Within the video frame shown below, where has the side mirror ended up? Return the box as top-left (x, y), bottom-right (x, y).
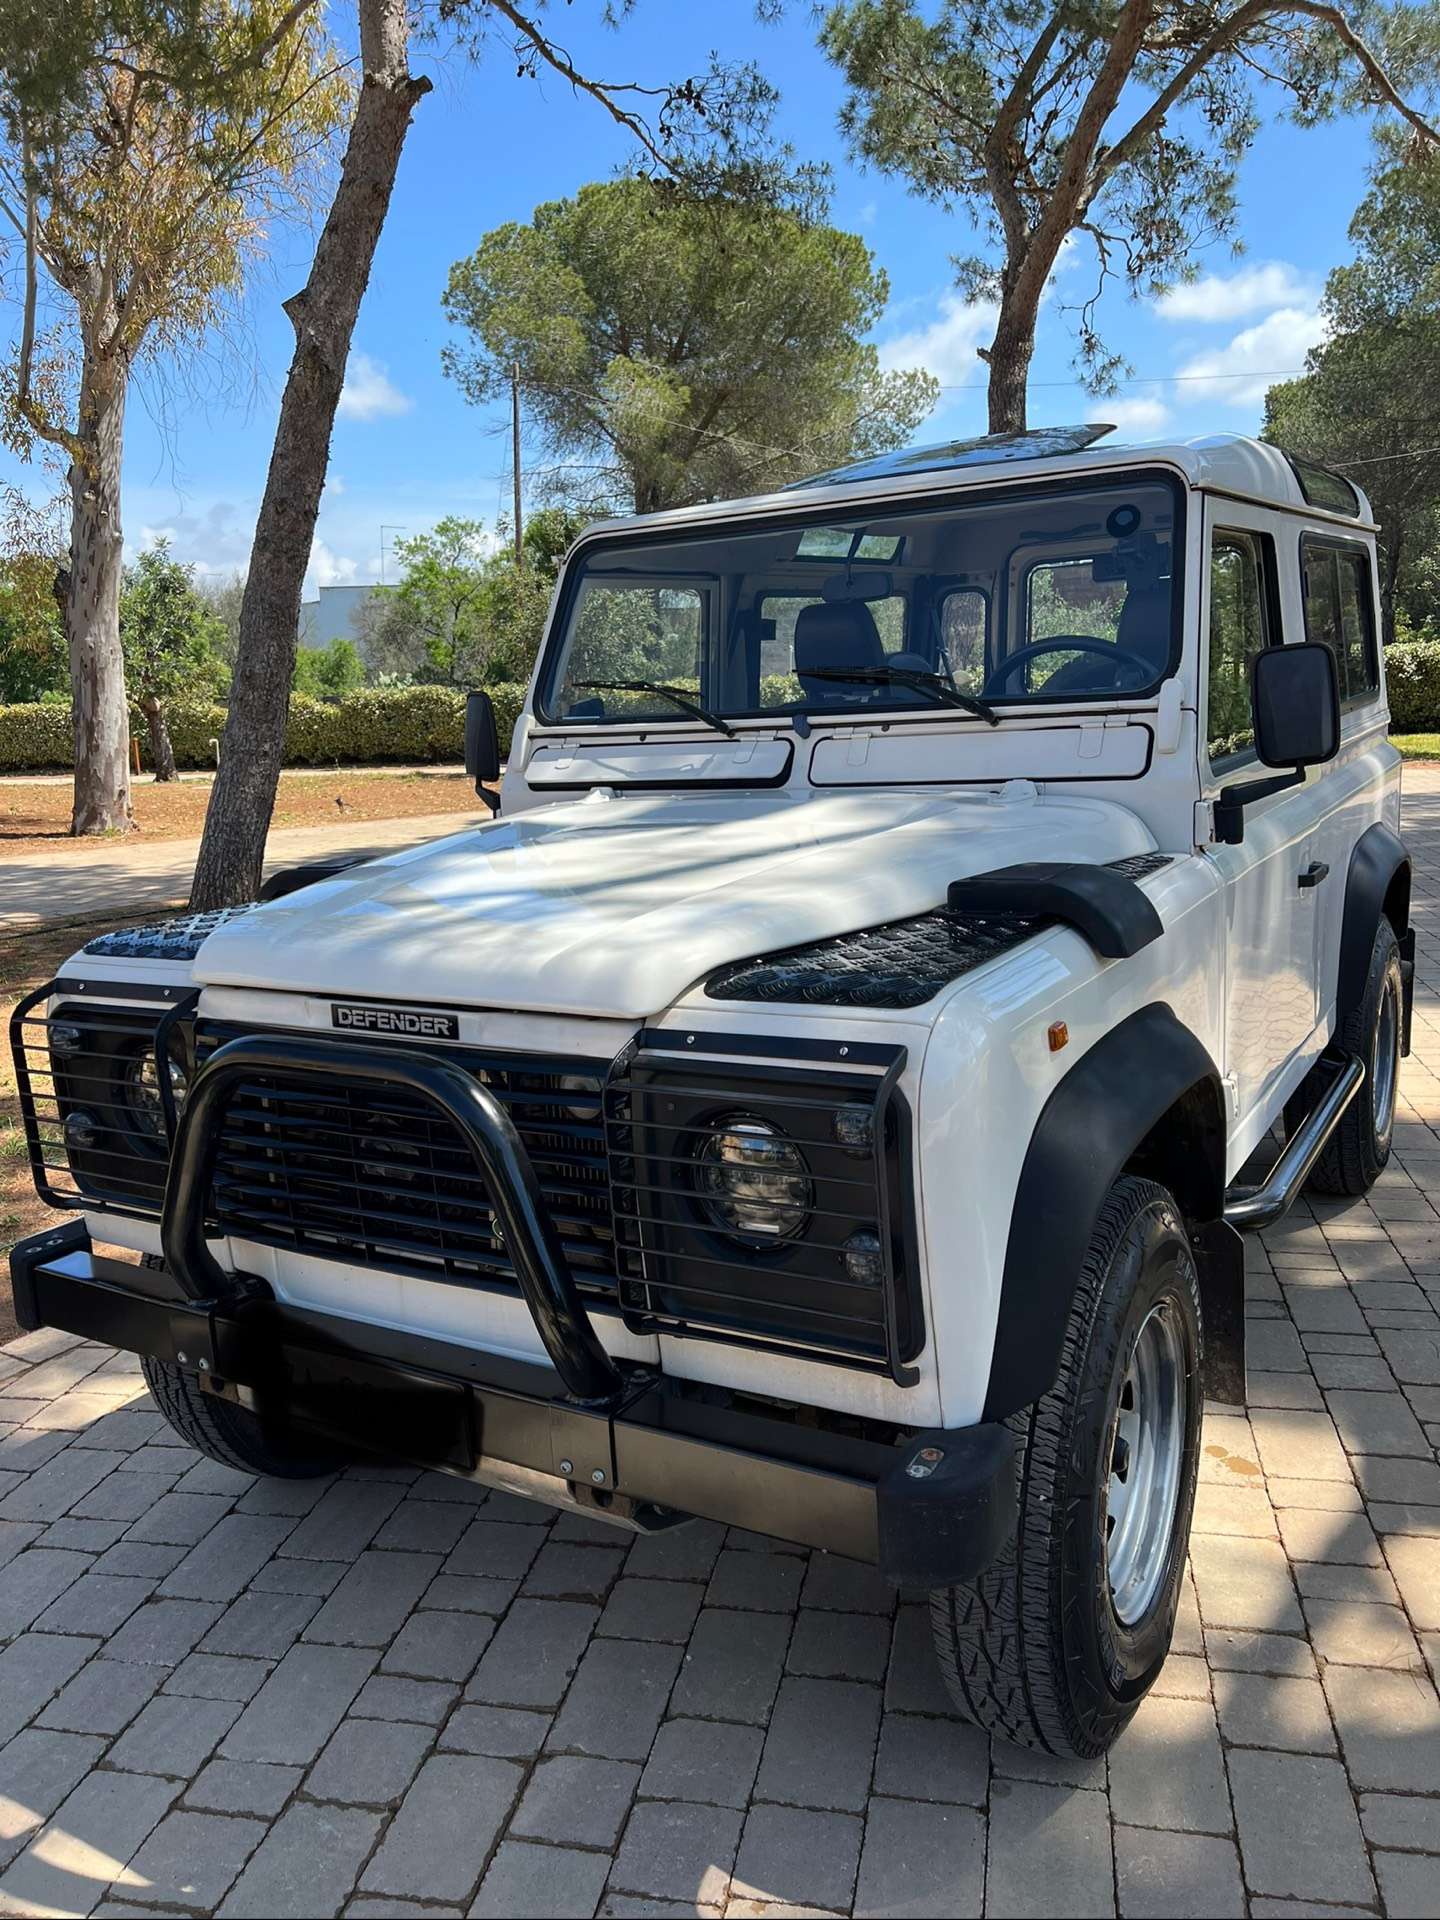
top-left (464, 691), bottom-right (501, 815)
top-left (1215, 643), bottom-right (1340, 845)
top-left (1253, 642), bottom-right (1340, 770)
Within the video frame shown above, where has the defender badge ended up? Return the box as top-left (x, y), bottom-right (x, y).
top-left (331, 1002), bottom-right (459, 1040)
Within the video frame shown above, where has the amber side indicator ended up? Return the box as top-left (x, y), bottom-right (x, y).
top-left (1047, 1022), bottom-right (1069, 1053)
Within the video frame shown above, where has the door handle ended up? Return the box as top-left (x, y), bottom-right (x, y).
top-left (1298, 861), bottom-right (1330, 889)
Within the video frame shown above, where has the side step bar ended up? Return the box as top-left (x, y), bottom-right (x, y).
top-left (1224, 1051), bottom-right (1366, 1233)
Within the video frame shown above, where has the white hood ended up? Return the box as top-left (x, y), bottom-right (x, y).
top-left (193, 787), bottom-right (1155, 1019)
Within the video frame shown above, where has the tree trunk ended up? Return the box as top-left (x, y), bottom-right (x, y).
top-left (140, 694), bottom-right (178, 781)
top-left (188, 0), bottom-right (429, 909)
top-left (67, 347), bottom-right (133, 835)
top-left (983, 303), bottom-right (1035, 437)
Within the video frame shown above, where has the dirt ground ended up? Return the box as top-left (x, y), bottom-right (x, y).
top-left (1, 768), bottom-right (479, 857)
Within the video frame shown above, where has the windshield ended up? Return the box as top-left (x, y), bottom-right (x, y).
top-left (538, 474), bottom-right (1180, 727)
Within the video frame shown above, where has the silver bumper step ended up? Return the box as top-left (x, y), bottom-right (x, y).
top-left (1224, 1051), bottom-right (1366, 1233)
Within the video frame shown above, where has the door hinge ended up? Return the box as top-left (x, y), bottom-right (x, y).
top-left (1193, 799), bottom-right (1216, 847)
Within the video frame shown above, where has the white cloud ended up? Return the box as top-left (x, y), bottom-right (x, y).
top-left (877, 291), bottom-right (999, 394)
top-left (1102, 394), bottom-right (1172, 435)
top-left (1158, 262), bottom-right (1316, 325)
top-left (856, 200), bottom-right (877, 228)
top-left (337, 352), bottom-right (412, 422)
top-left (305, 538), bottom-right (359, 598)
top-left (324, 473), bottom-right (346, 498)
top-left (1174, 305), bottom-right (1327, 407)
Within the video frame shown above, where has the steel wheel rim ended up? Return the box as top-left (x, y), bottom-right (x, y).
top-left (1373, 973), bottom-right (1400, 1140)
top-left (1105, 1302), bottom-right (1186, 1627)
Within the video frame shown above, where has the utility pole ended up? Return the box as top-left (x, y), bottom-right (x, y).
top-left (379, 525), bottom-right (406, 586)
top-left (511, 361), bottom-right (523, 568)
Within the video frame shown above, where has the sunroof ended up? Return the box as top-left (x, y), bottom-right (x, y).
top-left (789, 424), bottom-right (1118, 490)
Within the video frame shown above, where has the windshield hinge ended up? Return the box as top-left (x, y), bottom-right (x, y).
top-left (1194, 799), bottom-right (1216, 847)
top-left (844, 730), bottom-right (875, 767)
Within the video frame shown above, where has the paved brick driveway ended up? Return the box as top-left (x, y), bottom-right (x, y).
top-left (2, 782), bottom-right (1440, 1917)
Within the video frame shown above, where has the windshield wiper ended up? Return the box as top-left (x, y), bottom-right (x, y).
top-left (571, 680), bottom-right (738, 740)
top-left (804, 665), bottom-right (1001, 727)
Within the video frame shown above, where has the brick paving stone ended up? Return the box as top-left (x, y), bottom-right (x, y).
top-left (986, 1780), bottom-right (1114, 1918)
top-left (1326, 1388), bottom-right (1433, 1456)
top-left (372, 1499), bottom-right (473, 1554)
top-left (729, 1802), bottom-right (862, 1915)
top-left (0, 1632), bottom-right (98, 1744)
top-left (0, 1729), bottom-right (105, 1868)
top-left (1212, 1668), bottom-right (1335, 1753)
top-left (0, 1766), bottom-right (178, 1915)
top-left (1360, 1789), bottom-right (1440, 1850)
top-left (799, 1555), bottom-right (893, 1615)
top-left (467, 1598), bottom-right (598, 1709)
top-left (1249, 1408), bottom-right (1353, 1480)
top-left (1383, 1531), bottom-right (1440, 1628)
top-left (639, 1717), bottom-right (763, 1808)
top-left (597, 1576), bottom-right (704, 1645)
top-left (380, 1606), bottom-right (493, 1680)
top-left (303, 1549), bottom-right (439, 1646)
top-left (35, 1518), bottom-right (126, 1555)
top-left (548, 1636), bottom-right (683, 1761)
top-left (472, 1839), bottom-right (611, 1919)
top-left (165, 1651), bottom-right (271, 1700)
top-left (185, 1759), bottom-right (301, 1817)
top-left (610, 1798), bottom-right (743, 1907)
top-left (1375, 1849), bottom-right (1440, 1918)
top-left (1153, 1652), bottom-right (1212, 1699)
top-left (1304, 1596), bottom-right (1423, 1667)
top-left (784, 1607), bottom-right (889, 1683)
top-left (849, 1795), bottom-right (984, 1920)
top-left (102, 1595), bottom-right (222, 1665)
top-left (0, 1431), bottom-right (71, 1474)
top-left (753, 1676), bottom-right (881, 1814)
top-left (218, 1801), bottom-right (382, 1917)
top-left (38, 1657), bottom-right (161, 1734)
top-left (1188, 1533), bottom-right (1303, 1632)
top-left (1309, 1351), bottom-right (1398, 1389)
top-left (706, 1547), bottom-right (805, 1612)
top-left (235, 1477), bottom-right (333, 1518)
top-left (1191, 1483), bottom-right (1278, 1537)
top-left (1108, 1693), bottom-right (1232, 1835)
top-left (446, 1517), bottom-right (547, 1580)
top-left (0, 1524), bottom-right (41, 1578)
top-left (0, 1547), bottom-right (92, 1637)
top-left (161, 1514), bottom-right (298, 1604)
top-left (523, 1540), bottom-right (627, 1599)
top-left (422, 1572), bottom-right (518, 1615)
top-left (275, 1478), bottom-right (404, 1560)
top-left (1113, 1827), bottom-right (1245, 1919)
top-left (358, 1753), bottom-right (523, 1902)
top-left (0, 1447), bottom-right (126, 1524)
top-left (33, 1569), bottom-right (152, 1638)
top-left (305, 1717), bottom-right (432, 1805)
top-left (1275, 1507), bottom-right (1383, 1563)
top-left (250, 1556), bottom-right (345, 1595)
top-left (119, 1808), bottom-right (265, 1910)
top-left (201, 1588), bottom-right (323, 1659)
top-left (1228, 1748), bottom-right (1374, 1905)
top-left (512, 1752), bottom-right (641, 1846)
top-left (623, 1519), bottom-right (725, 1583)
top-left (669, 1607), bottom-right (791, 1725)
top-left (1323, 1660), bottom-right (1440, 1790)
top-left (439, 1702), bottom-right (552, 1757)
top-left (350, 1672), bottom-right (457, 1723)
top-left (108, 1692), bottom-right (241, 1775)
top-left (869, 1710), bottom-right (989, 1806)
top-left (1247, 1320), bottom-right (1309, 1371)
top-left (125, 1489), bottom-right (231, 1544)
top-left (221, 1642), bottom-right (376, 1765)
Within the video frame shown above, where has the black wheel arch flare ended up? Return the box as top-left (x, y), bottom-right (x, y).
top-left (1337, 823), bottom-right (1412, 1034)
top-left (981, 1003), bottom-right (1228, 1423)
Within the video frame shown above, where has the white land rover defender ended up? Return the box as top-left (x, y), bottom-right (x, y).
top-left (10, 428), bottom-right (1412, 1758)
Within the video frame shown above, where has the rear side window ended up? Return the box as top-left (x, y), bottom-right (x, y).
top-left (1207, 530), bottom-right (1271, 768)
top-left (940, 587), bottom-right (987, 692)
top-left (1301, 540), bottom-right (1379, 707)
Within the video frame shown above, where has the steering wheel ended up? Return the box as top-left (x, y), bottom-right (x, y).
top-left (982, 635), bottom-right (1154, 699)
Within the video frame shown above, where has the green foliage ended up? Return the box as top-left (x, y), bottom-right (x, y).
top-left (293, 638), bottom-right (364, 700)
top-left (0, 557), bottom-right (66, 702)
top-left (120, 540), bottom-right (230, 702)
top-left (1381, 638), bottom-right (1440, 732)
top-left (442, 176), bottom-right (937, 511)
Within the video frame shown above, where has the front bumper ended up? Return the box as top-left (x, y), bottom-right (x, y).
top-left (9, 1219), bottom-right (1014, 1589)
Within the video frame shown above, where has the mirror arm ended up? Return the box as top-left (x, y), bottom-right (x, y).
top-left (473, 780), bottom-right (500, 815)
top-left (1214, 769), bottom-right (1304, 846)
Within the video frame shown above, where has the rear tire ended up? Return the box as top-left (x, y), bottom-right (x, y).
top-left (929, 1176), bottom-right (1202, 1757)
top-left (1305, 919), bottom-right (1402, 1198)
top-left (139, 1258), bottom-right (341, 1478)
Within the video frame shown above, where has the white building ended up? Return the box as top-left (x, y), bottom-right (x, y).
top-left (298, 584), bottom-right (383, 655)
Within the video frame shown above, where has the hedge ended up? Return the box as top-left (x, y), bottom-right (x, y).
top-left (1381, 640), bottom-right (1440, 734)
top-left (0, 683), bottom-right (529, 775)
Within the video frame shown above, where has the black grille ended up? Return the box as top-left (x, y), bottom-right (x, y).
top-left (197, 1024), bottom-right (617, 1299)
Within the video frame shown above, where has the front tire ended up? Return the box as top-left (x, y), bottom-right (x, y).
top-left (1305, 918), bottom-right (1403, 1198)
top-left (930, 1175), bottom-right (1202, 1757)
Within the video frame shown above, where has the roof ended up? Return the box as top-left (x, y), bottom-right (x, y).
top-left (576, 432), bottom-right (1376, 549)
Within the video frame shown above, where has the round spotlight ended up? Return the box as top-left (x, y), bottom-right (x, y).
top-left (695, 1114), bottom-right (811, 1245)
top-left (63, 1110), bottom-right (98, 1152)
top-left (121, 1049), bottom-right (187, 1145)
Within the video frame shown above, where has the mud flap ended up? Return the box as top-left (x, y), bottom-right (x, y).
top-left (1192, 1217), bottom-right (1246, 1407)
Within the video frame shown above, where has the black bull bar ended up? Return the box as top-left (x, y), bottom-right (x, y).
top-left (8, 1033), bottom-right (1015, 1585)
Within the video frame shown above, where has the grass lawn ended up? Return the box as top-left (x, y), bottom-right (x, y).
top-left (1, 767), bottom-right (481, 857)
top-left (1391, 734), bottom-right (1440, 759)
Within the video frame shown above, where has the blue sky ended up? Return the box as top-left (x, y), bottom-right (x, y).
top-left (6, 2), bottom-right (1380, 597)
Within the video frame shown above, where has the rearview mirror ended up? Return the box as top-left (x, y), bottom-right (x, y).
top-left (1253, 642), bottom-right (1340, 770)
top-left (464, 691), bottom-right (501, 814)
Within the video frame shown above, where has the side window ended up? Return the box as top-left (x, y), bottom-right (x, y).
top-left (1301, 540), bottom-right (1379, 706)
top-left (1207, 531), bottom-right (1270, 769)
top-left (939, 588), bottom-right (987, 692)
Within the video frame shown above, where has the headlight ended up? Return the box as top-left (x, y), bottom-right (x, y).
top-left (121, 1047), bottom-right (187, 1145)
top-left (694, 1114), bottom-right (811, 1244)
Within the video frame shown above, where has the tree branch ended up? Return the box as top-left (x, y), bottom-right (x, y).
top-left (484, 0), bottom-right (675, 173)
